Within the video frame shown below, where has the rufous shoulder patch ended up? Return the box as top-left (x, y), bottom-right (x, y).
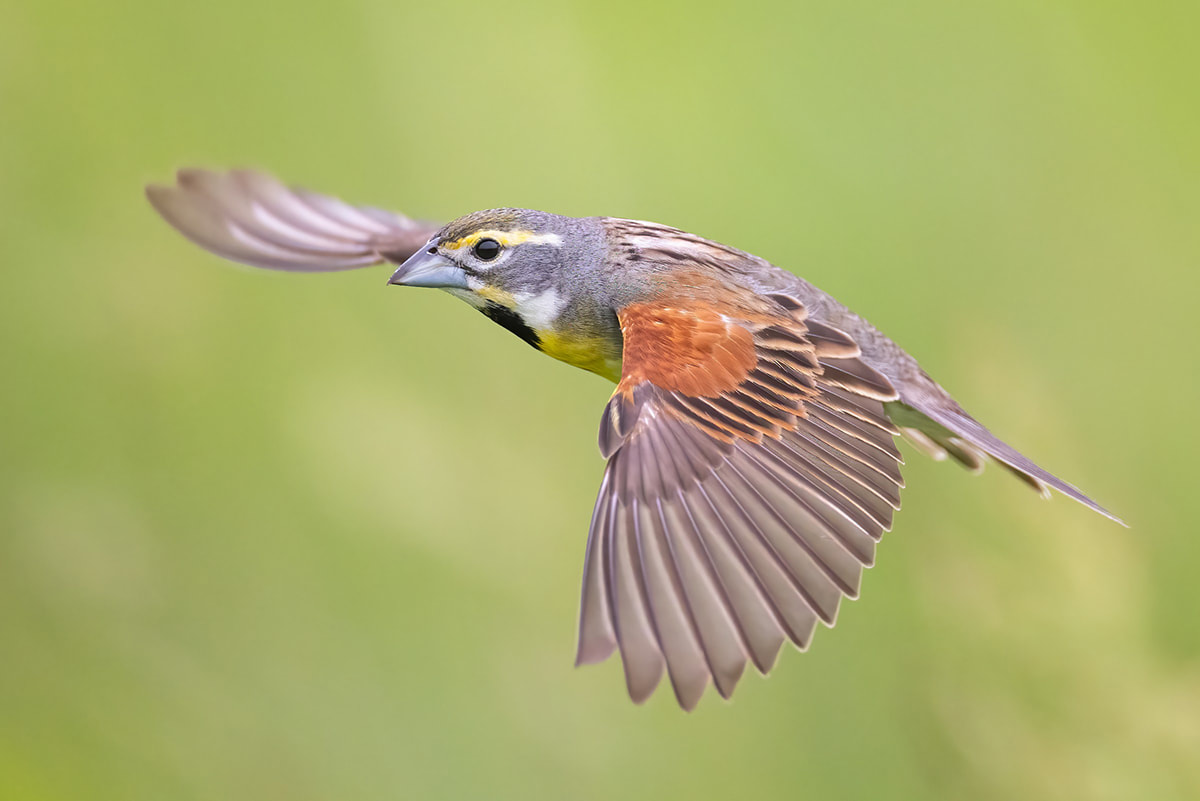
top-left (617, 302), bottom-right (757, 398)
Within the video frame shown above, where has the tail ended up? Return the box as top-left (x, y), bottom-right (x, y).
top-left (887, 396), bottom-right (1126, 526)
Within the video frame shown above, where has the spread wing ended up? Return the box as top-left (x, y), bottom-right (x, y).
top-left (576, 294), bottom-right (905, 709)
top-left (146, 168), bottom-right (440, 271)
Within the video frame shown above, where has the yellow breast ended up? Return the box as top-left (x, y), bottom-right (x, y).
top-left (536, 330), bottom-right (622, 383)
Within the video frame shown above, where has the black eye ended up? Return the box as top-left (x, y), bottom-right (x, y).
top-left (473, 238), bottom-right (502, 261)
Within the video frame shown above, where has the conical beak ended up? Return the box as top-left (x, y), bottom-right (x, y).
top-left (387, 246), bottom-right (469, 289)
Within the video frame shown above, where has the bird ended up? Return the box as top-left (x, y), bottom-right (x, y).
top-left (146, 168), bottom-right (1123, 710)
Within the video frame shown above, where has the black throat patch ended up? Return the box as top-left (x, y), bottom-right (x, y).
top-left (481, 302), bottom-right (541, 350)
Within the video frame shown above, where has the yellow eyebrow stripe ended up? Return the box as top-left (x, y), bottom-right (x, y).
top-left (441, 229), bottom-right (562, 251)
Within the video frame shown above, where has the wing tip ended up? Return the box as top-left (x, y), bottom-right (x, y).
top-left (625, 669), bottom-right (664, 706)
top-left (573, 639), bottom-right (617, 667)
top-left (143, 181), bottom-right (170, 213)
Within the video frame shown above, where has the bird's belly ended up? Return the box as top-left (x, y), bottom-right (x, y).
top-left (535, 330), bottom-right (622, 383)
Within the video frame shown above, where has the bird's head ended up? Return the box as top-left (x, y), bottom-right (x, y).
top-left (388, 208), bottom-right (621, 377)
top-left (389, 208), bottom-right (566, 295)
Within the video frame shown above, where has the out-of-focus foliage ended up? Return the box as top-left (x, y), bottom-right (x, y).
top-left (1, 1), bottom-right (1197, 799)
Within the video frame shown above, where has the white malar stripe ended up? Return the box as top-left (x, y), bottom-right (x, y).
top-left (513, 288), bottom-right (567, 330)
top-left (445, 287), bottom-right (487, 308)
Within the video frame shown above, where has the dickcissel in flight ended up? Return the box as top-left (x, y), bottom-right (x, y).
top-left (147, 169), bottom-right (1121, 710)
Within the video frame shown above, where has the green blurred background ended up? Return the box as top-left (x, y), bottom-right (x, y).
top-left (2, 1), bottom-right (1198, 799)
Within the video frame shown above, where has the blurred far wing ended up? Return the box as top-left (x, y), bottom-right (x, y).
top-left (146, 168), bottom-right (442, 271)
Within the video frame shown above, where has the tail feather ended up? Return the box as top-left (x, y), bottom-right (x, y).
top-left (886, 399), bottom-right (1125, 526)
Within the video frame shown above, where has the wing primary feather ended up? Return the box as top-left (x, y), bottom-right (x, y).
top-left (293, 187), bottom-right (404, 236)
top-left (746, 440), bottom-right (881, 567)
top-left (228, 171), bottom-right (381, 240)
top-left (184, 169), bottom-right (371, 248)
top-left (729, 448), bottom-right (867, 595)
top-left (576, 473), bottom-right (617, 666)
top-left (147, 183), bottom-right (332, 269)
top-left (782, 428), bottom-right (903, 515)
top-left (609, 497), bottom-right (666, 703)
top-left (718, 459), bottom-right (855, 612)
top-left (804, 411), bottom-right (905, 483)
top-left (651, 416), bottom-right (785, 676)
top-left (633, 424), bottom-right (669, 500)
top-left (244, 200), bottom-right (368, 254)
top-left (815, 385), bottom-right (902, 434)
top-left (808, 403), bottom-right (903, 463)
top-left (703, 473), bottom-right (824, 642)
top-left (148, 168), bottom-right (439, 272)
top-left (231, 170), bottom-right (383, 246)
top-left (656, 415), bottom-right (723, 491)
top-left (767, 437), bottom-right (894, 535)
top-left (795, 417), bottom-right (902, 491)
top-left (760, 437), bottom-right (890, 549)
top-left (224, 221), bottom-right (371, 268)
top-left (687, 482), bottom-right (799, 663)
top-left (648, 423), bottom-right (756, 695)
top-left (657, 496), bottom-right (751, 698)
top-left (808, 394), bottom-right (902, 452)
top-left (635, 500), bottom-right (713, 710)
top-left (189, 175), bottom-right (365, 258)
